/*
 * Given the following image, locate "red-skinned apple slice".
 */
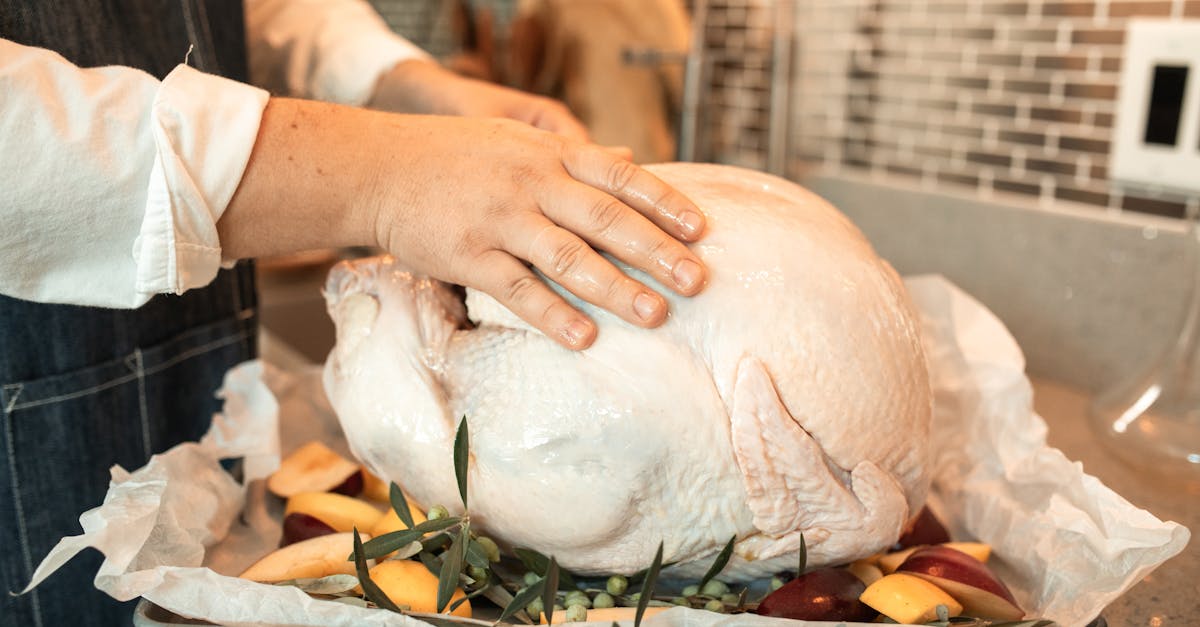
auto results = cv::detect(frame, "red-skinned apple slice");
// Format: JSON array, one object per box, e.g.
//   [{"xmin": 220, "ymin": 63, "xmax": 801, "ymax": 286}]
[
  {"xmin": 755, "ymin": 567, "xmax": 877, "ymax": 622},
  {"xmin": 329, "ymin": 469, "xmax": 364, "ymax": 497},
  {"xmin": 897, "ymin": 545, "xmax": 1024, "ymax": 620},
  {"xmin": 268, "ymin": 441, "xmax": 361, "ymax": 497},
  {"xmin": 894, "ymin": 506, "xmax": 951, "ymax": 549},
  {"xmin": 280, "ymin": 512, "xmax": 337, "ymax": 546}
]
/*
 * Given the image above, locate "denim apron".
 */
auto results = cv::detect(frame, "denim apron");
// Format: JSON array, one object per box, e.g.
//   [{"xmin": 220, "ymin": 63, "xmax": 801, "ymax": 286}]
[{"xmin": 1, "ymin": 2, "xmax": 254, "ymax": 625}]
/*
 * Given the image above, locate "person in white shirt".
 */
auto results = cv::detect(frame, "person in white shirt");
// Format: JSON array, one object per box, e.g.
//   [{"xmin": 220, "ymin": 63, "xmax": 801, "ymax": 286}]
[{"xmin": 0, "ymin": 1, "xmax": 708, "ymax": 624}]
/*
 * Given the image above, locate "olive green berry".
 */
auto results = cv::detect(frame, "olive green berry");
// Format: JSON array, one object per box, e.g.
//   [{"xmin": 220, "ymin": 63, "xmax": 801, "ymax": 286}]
[
  {"xmin": 592, "ymin": 592, "xmax": 615, "ymax": 609},
  {"xmin": 627, "ymin": 593, "xmax": 641, "ymax": 602},
  {"xmin": 700, "ymin": 580, "xmax": 729, "ymax": 597},
  {"xmin": 672, "ymin": 597, "xmax": 690, "ymax": 606},
  {"xmin": 568, "ymin": 600, "xmax": 592, "ymax": 619},
  {"xmin": 681, "ymin": 585, "xmax": 699, "ymax": 597},
  {"xmin": 523, "ymin": 571, "xmax": 540, "ymax": 586},
  {"xmin": 606, "ymin": 575, "xmax": 628, "ymax": 596},
  {"xmin": 526, "ymin": 597, "xmax": 544, "ymax": 619},
  {"xmin": 467, "ymin": 565, "xmax": 488, "ymax": 583},
  {"xmin": 476, "ymin": 537, "xmax": 501, "ymax": 562},
  {"xmin": 769, "ymin": 576, "xmax": 785, "ymax": 591},
  {"xmin": 427, "ymin": 504, "xmax": 450, "ymax": 520},
  {"xmin": 704, "ymin": 599, "xmax": 725, "ymax": 613},
  {"xmin": 720, "ymin": 593, "xmax": 740, "ymax": 606},
  {"xmin": 564, "ymin": 591, "xmax": 591, "ymax": 609}
]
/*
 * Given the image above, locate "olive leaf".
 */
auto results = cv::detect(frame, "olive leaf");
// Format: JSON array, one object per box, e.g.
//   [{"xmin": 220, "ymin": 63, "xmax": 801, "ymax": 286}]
[
  {"xmin": 797, "ymin": 533, "xmax": 807, "ymax": 574},
  {"xmin": 273, "ymin": 574, "xmax": 360, "ymax": 596},
  {"xmin": 352, "ymin": 516, "xmax": 463, "ymax": 560},
  {"xmin": 513, "ymin": 547, "xmax": 579, "ymax": 590},
  {"xmin": 389, "ymin": 482, "xmax": 415, "ymax": 529},
  {"xmin": 634, "ymin": 541, "xmax": 664, "ymax": 627},
  {"xmin": 541, "ymin": 557, "xmax": 560, "ymax": 627},
  {"xmin": 497, "ymin": 576, "xmax": 545, "ymax": 624},
  {"xmin": 420, "ymin": 550, "xmax": 444, "ymax": 575},
  {"xmin": 697, "ymin": 535, "xmax": 736, "ymax": 589},
  {"xmin": 353, "ymin": 528, "xmax": 405, "ymax": 613},
  {"xmin": 454, "ymin": 416, "xmax": 470, "ymax": 509},
  {"xmin": 465, "ymin": 538, "xmax": 491, "ymax": 570},
  {"xmin": 438, "ymin": 526, "xmax": 470, "ymax": 613}
]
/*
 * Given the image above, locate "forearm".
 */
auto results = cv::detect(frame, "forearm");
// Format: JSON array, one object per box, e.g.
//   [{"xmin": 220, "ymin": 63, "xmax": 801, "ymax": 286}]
[{"xmin": 218, "ymin": 97, "xmax": 386, "ymax": 260}]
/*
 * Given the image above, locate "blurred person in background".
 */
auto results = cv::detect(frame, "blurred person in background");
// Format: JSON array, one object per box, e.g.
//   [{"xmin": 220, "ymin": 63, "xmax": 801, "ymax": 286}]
[{"xmin": 0, "ymin": 0, "xmax": 708, "ymax": 624}]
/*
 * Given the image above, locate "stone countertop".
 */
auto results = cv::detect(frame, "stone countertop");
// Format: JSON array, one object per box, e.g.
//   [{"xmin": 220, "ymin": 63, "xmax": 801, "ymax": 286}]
[{"xmin": 1031, "ymin": 378, "xmax": 1199, "ymax": 625}]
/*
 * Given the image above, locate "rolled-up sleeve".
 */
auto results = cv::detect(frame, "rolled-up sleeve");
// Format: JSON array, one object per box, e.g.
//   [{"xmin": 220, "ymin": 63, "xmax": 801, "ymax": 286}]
[
  {"xmin": 0, "ymin": 38, "xmax": 269, "ymax": 308},
  {"xmin": 245, "ymin": 0, "xmax": 430, "ymax": 105}
]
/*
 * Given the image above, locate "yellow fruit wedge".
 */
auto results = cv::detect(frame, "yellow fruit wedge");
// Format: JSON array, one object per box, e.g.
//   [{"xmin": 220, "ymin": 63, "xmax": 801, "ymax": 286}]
[
  {"xmin": 364, "ymin": 559, "xmax": 471, "ymax": 617},
  {"xmin": 370, "ymin": 501, "xmax": 429, "ymax": 537},
  {"xmin": 285, "ymin": 492, "xmax": 383, "ymax": 533},
  {"xmin": 847, "ymin": 559, "xmax": 885, "ymax": 586},
  {"xmin": 877, "ymin": 546, "xmax": 923, "ymax": 574},
  {"xmin": 860, "ymin": 573, "xmax": 963, "ymax": 624},
  {"xmin": 942, "ymin": 542, "xmax": 991, "ymax": 562},
  {"xmin": 240, "ymin": 532, "xmax": 369, "ymax": 582},
  {"xmin": 539, "ymin": 606, "xmax": 670, "ymax": 624},
  {"xmin": 268, "ymin": 441, "xmax": 360, "ymax": 497},
  {"xmin": 361, "ymin": 468, "xmax": 391, "ymax": 502}
]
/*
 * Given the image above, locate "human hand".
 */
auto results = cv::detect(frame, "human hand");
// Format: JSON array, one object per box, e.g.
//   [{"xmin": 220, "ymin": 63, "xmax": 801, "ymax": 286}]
[
  {"xmin": 221, "ymin": 99, "xmax": 706, "ymax": 350},
  {"xmin": 368, "ymin": 59, "xmax": 588, "ymax": 141},
  {"xmin": 361, "ymin": 114, "xmax": 706, "ymax": 349}
]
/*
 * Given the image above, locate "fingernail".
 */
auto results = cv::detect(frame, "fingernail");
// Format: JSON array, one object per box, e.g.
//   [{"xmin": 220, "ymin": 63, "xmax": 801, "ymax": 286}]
[
  {"xmin": 679, "ymin": 211, "xmax": 704, "ymax": 236},
  {"xmin": 634, "ymin": 292, "xmax": 662, "ymax": 322},
  {"xmin": 562, "ymin": 319, "xmax": 593, "ymax": 346},
  {"xmin": 672, "ymin": 259, "xmax": 703, "ymax": 292}
]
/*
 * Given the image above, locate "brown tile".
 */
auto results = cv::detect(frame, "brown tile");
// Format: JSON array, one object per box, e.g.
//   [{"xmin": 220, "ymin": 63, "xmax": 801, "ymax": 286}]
[
  {"xmin": 942, "ymin": 124, "xmax": 986, "ymax": 139},
  {"xmin": 938, "ymin": 170, "xmax": 981, "ymax": 188},
  {"xmin": 999, "ymin": 129, "xmax": 1048, "ymax": 147},
  {"xmin": 1072, "ymin": 28, "xmax": 1125, "ymax": 45},
  {"xmin": 1064, "ymin": 81, "xmax": 1118, "ymax": 99},
  {"xmin": 1122, "ymin": 195, "xmax": 1187, "ymax": 218},
  {"xmin": 1092, "ymin": 112, "xmax": 1115, "ymax": 128},
  {"xmin": 1056, "ymin": 185, "xmax": 1110, "ymax": 207},
  {"xmin": 977, "ymin": 52, "xmax": 1024, "ymax": 66},
  {"xmin": 968, "ymin": 151, "xmax": 1014, "ymax": 167},
  {"xmin": 1100, "ymin": 57, "xmax": 1123, "ymax": 73},
  {"xmin": 1005, "ymin": 78, "xmax": 1054, "ymax": 95},
  {"xmin": 1031, "ymin": 106, "xmax": 1083, "ymax": 124},
  {"xmin": 994, "ymin": 177, "xmax": 1042, "ymax": 196},
  {"xmin": 1027, "ymin": 158, "xmax": 1078, "ymax": 175},
  {"xmin": 1059, "ymin": 135, "xmax": 1110, "ymax": 153},
  {"xmin": 978, "ymin": 2, "xmax": 1030, "ymax": 16},
  {"xmin": 946, "ymin": 75, "xmax": 991, "ymax": 89},
  {"xmin": 1007, "ymin": 27, "xmax": 1061, "ymax": 43},
  {"xmin": 974, "ymin": 102, "xmax": 1019, "ymax": 117},
  {"xmin": 1108, "ymin": 1, "xmax": 1172, "ymax": 17},
  {"xmin": 1043, "ymin": 1, "xmax": 1095, "ymax": 16},
  {"xmin": 1090, "ymin": 163, "xmax": 1109, "ymax": 180},
  {"xmin": 1187, "ymin": 1, "xmax": 1200, "ymax": 17},
  {"xmin": 1035, "ymin": 54, "xmax": 1090, "ymax": 71},
  {"xmin": 886, "ymin": 162, "xmax": 923, "ymax": 178}
]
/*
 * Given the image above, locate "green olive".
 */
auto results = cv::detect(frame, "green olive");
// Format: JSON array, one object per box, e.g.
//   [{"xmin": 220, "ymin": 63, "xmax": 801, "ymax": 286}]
[
  {"xmin": 427, "ymin": 505, "xmax": 450, "ymax": 521},
  {"xmin": 700, "ymin": 580, "xmax": 729, "ymax": 597},
  {"xmin": 476, "ymin": 537, "xmax": 501, "ymax": 563},
  {"xmin": 681, "ymin": 585, "xmax": 699, "ymax": 597},
  {"xmin": 606, "ymin": 575, "xmax": 629, "ymax": 596},
  {"xmin": 565, "ymin": 604, "xmax": 588, "ymax": 622},
  {"xmin": 592, "ymin": 592, "xmax": 615, "ymax": 609},
  {"xmin": 703, "ymin": 599, "xmax": 725, "ymax": 613}
]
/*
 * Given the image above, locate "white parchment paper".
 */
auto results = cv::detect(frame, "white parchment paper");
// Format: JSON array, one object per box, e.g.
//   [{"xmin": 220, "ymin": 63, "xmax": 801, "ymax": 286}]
[{"xmin": 21, "ymin": 276, "xmax": 1191, "ymax": 627}]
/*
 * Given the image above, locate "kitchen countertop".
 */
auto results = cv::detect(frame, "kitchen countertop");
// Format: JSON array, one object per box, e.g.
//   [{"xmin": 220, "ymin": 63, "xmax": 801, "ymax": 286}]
[{"xmin": 1031, "ymin": 379, "xmax": 1198, "ymax": 624}]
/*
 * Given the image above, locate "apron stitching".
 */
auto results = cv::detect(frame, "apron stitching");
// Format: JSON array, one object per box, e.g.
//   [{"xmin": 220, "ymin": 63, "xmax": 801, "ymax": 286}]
[
  {"xmin": 135, "ymin": 349, "xmax": 153, "ymax": 461},
  {"xmin": 4, "ymin": 384, "xmax": 23, "ymax": 414},
  {"xmin": 10, "ymin": 331, "xmax": 249, "ymax": 412},
  {"xmin": 3, "ymin": 398, "xmax": 44, "ymax": 627}
]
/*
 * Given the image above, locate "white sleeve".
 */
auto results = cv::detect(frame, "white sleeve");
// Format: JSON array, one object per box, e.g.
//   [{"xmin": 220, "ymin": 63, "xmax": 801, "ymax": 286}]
[
  {"xmin": 245, "ymin": 0, "xmax": 431, "ymax": 105},
  {"xmin": 0, "ymin": 38, "xmax": 269, "ymax": 308}
]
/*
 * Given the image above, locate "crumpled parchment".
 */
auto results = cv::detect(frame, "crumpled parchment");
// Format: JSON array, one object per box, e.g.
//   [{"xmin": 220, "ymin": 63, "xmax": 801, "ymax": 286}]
[{"xmin": 21, "ymin": 276, "xmax": 1191, "ymax": 627}]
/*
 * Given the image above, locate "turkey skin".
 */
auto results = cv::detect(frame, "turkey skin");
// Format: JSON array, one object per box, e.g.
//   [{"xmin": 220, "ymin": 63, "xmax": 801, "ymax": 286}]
[{"xmin": 322, "ymin": 163, "xmax": 932, "ymax": 580}]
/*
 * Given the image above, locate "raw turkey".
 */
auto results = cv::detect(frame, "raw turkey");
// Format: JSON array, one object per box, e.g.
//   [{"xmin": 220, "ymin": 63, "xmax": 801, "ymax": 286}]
[{"xmin": 322, "ymin": 163, "xmax": 932, "ymax": 580}]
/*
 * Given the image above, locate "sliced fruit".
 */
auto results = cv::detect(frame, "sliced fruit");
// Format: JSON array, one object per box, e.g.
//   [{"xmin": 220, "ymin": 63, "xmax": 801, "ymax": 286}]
[
  {"xmin": 894, "ymin": 506, "xmax": 951, "ymax": 549},
  {"xmin": 540, "ymin": 606, "xmax": 669, "ymax": 624},
  {"xmin": 859, "ymin": 573, "xmax": 962, "ymax": 624},
  {"xmin": 877, "ymin": 546, "xmax": 923, "ymax": 574},
  {"xmin": 360, "ymin": 468, "xmax": 391, "ymax": 502},
  {"xmin": 268, "ymin": 441, "xmax": 361, "ymax": 497},
  {"xmin": 942, "ymin": 541, "xmax": 991, "ymax": 563},
  {"xmin": 330, "ymin": 470, "xmax": 364, "ymax": 497},
  {"xmin": 281, "ymin": 512, "xmax": 337, "ymax": 546},
  {"xmin": 897, "ymin": 545, "xmax": 1023, "ymax": 620},
  {"xmin": 240, "ymin": 532, "xmax": 369, "ymax": 582},
  {"xmin": 285, "ymin": 492, "xmax": 383, "ymax": 533},
  {"xmin": 755, "ymin": 567, "xmax": 876, "ymax": 622},
  {"xmin": 366, "ymin": 559, "xmax": 471, "ymax": 617},
  {"xmin": 846, "ymin": 559, "xmax": 884, "ymax": 586}
]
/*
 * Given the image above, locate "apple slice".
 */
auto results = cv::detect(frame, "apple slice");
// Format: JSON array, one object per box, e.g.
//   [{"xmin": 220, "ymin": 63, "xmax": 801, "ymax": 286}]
[
  {"xmin": 942, "ymin": 541, "xmax": 991, "ymax": 563},
  {"xmin": 755, "ymin": 567, "xmax": 876, "ymax": 622},
  {"xmin": 285, "ymin": 492, "xmax": 383, "ymax": 533},
  {"xmin": 846, "ymin": 559, "xmax": 884, "ymax": 586},
  {"xmin": 897, "ymin": 545, "xmax": 1023, "ymax": 620},
  {"xmin": 360, "ymin": 468, "xmax": 391, "ymax": 502},
  {"xmin": 240, "ymin": 531, "xmax": 370, "ymax": 582},
  {"xmin": 268, "ymin": 441, "xmax": 361, "ymax": 497},
  {"xmin": 877, "ymin": 545, "xmax": 923, "ymax": 574},
  {"xmin": 859, "ymin": 573, "xmax": 962, "ymax": 624},
  {"xmin": 894, "ymin": 506, "xmax": 950, "ymax": 549},
  {"xmin": 281, "ymin": 512, "xmax": 337, "ymax": 546}
]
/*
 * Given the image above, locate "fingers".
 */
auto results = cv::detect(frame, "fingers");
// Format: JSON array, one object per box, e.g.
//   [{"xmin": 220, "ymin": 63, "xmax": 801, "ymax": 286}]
[
  {"xmin": 503, "ymin": 217, "xmax": 671, "ymax": 328},
  {"xmin": 473, "ymin": 250, "xmax": 597, "ymax": 350},
  {"xmin": 600, "ymin": 145, "xmax": 635, "ymax": 162},
  {"xmin": 527, "ymin": 99, "xmax": 590, "ymax": 142},
  {"xmin": 560, "ymin": 146, "xmax": 706, "ymax": 242},
  {"xmin": 537, "ymin": 180, "xmax": 706, "ymax": 297}
]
